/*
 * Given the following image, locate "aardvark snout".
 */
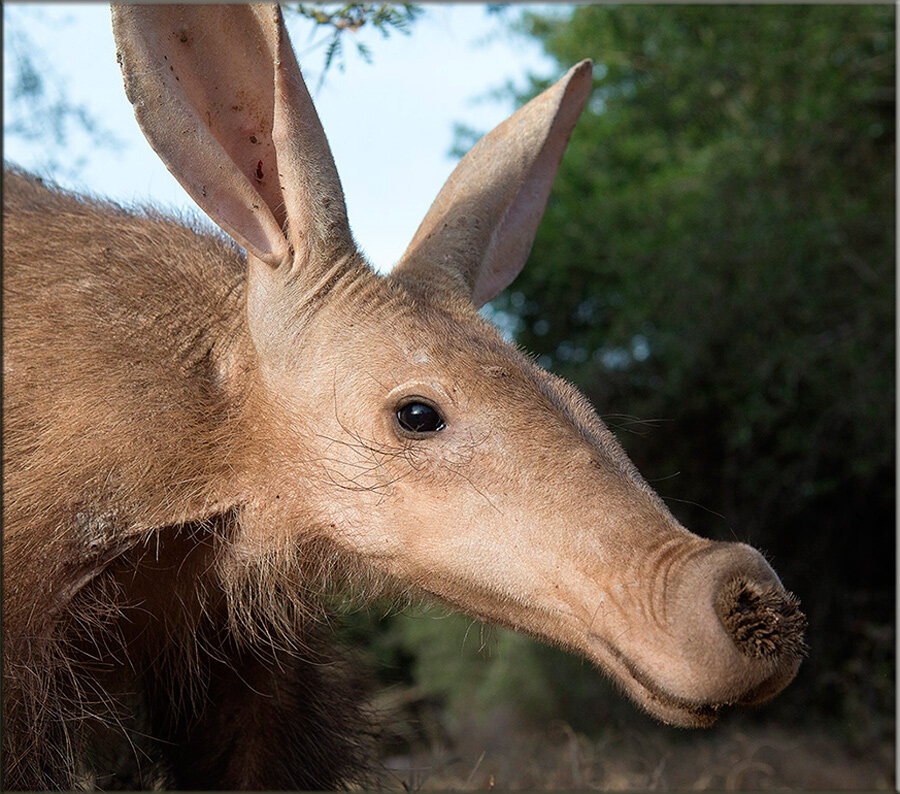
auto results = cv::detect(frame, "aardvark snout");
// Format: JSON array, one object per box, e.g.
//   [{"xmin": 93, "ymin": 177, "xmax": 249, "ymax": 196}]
[
  {"xmin": 716, "ymin": 566, "xmax": 808, "ymax": 662},
  {"xmin": 670, "ymin": 542, "xmax": 807, "ymax": 707}
]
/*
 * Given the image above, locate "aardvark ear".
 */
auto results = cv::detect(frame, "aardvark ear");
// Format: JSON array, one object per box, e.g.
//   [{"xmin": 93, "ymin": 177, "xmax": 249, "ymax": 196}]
[
  {"xmin": 391, "ymin": 60, "xmax": 593, "ymax": 308},
  {"xmin": 112, "ymin": 4, "xmax": 355, "ymax": 274}
]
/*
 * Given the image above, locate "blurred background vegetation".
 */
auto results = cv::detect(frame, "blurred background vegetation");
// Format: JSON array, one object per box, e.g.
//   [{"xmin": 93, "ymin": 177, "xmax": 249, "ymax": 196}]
[{"xmin": 339, "ymin": 5, "xmax": 895, "ymax": 788}]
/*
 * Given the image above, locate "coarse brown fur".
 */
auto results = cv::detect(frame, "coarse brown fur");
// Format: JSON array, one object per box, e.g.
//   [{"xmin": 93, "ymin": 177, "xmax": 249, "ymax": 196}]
[{"xmin": 3, "ymin": 170, "xmax": 390, "ymax": 789}]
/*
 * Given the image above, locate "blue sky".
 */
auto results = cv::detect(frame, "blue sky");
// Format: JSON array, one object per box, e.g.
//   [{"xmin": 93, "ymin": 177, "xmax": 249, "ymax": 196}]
[{"xmin": 4, "ymin": 4, "xmax": 570, "ymax": 272}]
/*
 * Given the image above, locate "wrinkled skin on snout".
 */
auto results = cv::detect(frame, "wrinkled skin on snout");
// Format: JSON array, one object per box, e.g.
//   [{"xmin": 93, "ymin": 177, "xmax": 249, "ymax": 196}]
[{"xmin": 243, "ymin": 266, "xmax": 805, "ymax": 728}]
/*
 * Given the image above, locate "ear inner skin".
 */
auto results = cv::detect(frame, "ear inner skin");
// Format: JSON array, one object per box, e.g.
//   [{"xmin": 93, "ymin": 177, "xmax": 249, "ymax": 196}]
[
  {"xmin": 392, "ymin": 59, "xmax": 593, "ymax": 308},
  {"xmin": 112, "ymin": 5, "xmax": 288, "ymax": 264},
  {"xmin": 112, "ymin": 5, "xmax": 354, "ymax": 273}
]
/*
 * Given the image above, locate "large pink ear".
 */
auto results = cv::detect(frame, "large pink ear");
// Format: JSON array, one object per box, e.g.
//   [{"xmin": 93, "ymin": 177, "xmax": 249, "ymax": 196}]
[
  {"xmin": 112, "ymin": 4, "xmax": 354, "ymax": 272},
  {"xmin": 391, "ymin": 60, "xmax": 593, "ymax": 308}
]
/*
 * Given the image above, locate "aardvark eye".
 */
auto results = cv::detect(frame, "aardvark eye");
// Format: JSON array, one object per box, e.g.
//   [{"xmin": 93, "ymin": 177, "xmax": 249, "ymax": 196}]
[{"xmin": 396, "ymin": 401, "xmax": 446, "ymax": 434}]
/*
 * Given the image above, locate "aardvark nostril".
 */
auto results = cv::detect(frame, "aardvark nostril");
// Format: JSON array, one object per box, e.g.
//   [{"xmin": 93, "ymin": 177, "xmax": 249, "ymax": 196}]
[{"xmin": 715, "ymin": 576, "xmax": 808, "ymax": 661}]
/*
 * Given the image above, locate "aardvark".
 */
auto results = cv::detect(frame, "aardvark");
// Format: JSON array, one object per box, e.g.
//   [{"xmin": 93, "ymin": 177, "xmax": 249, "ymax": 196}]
[{"xmin": 2, "ymin": 4, "xmax": 806, "ymax": 789}]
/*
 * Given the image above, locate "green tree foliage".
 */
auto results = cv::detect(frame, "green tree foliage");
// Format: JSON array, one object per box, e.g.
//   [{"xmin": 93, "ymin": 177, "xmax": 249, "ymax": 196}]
[
  {"xmin": 479, "ymin": 5, "xmax": 893, "ymax": 726},
  {"xmin": 290, "ymin": 3, "xmax": 422, "ymax": 86}
]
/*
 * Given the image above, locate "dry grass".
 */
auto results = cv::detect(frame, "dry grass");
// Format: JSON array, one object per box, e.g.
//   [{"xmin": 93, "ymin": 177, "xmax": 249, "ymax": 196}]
[{"xmin": 378, "ymin": 714, "xmax": 894, "ymax": 791}]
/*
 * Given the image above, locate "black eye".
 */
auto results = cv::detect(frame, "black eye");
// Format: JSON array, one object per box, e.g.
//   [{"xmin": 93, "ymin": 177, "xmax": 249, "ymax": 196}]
[{"xmin": 396, "ymin": 401, "xmax": 446, "ymax": 434}]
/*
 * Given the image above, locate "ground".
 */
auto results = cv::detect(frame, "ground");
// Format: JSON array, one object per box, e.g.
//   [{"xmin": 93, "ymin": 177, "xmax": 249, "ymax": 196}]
[{"xmin": 377, "ymin": 704, "xmax": 894, "ymax": 791}]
